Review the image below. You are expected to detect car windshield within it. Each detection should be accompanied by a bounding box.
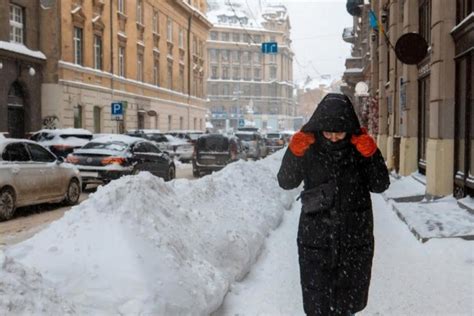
[235,134,256,141]
[60,134,93,140]
[197,136,229,151]
[82,141,128,152]
[266,133,281,139]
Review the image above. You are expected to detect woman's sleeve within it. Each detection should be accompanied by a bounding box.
[363,149,390,193]
[277,148,305,190]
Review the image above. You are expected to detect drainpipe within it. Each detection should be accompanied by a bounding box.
[187,1,192,130]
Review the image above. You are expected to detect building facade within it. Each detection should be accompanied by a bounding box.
[39,0,212,134]
[0,0,46,138]
[206,2,296,132]
[342,0,473,198]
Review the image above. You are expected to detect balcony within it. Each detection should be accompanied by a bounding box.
[342,27,355,43]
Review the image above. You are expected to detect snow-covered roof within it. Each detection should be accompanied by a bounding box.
[297,75,333,91]
[0,41,46,60]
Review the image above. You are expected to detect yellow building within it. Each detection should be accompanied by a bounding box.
[40,0,212,133]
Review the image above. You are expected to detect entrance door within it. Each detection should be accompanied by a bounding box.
[7,82,25,138]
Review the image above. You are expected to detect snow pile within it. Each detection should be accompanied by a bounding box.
[0,251,75,315]
[5,150,296,315]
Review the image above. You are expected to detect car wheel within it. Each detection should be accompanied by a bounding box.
[166,165,176,181]
[64,178,81,206]
[0,188,16,221]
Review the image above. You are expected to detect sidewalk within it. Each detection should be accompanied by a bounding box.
[383,172,474,242]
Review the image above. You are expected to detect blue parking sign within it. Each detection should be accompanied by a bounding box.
[111,102,123,115]
[238,118,245,127]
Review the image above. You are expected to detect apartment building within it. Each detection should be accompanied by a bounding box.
[39,0,212,133]
[0,0,46,138]
[206,2,296,132]
[342,0,473,198]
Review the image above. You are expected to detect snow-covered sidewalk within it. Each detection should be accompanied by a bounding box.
[216,194,474,315]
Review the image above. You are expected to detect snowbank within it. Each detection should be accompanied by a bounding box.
[0,251,75,315]
[5,150,296,315]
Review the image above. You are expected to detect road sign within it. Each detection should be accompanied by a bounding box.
[261,42,278,54]
[111,102,124,120]
[238,118,245,127]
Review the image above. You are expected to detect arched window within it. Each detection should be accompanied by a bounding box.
[93,106,101,133]
[74,104,83,128]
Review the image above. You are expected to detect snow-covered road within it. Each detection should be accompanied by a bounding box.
[216,194,473,316]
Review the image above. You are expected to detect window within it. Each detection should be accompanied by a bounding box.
[193,36,197,55]
[254,85,261,96]
[179,66,185,92]
[254,68,261,80]
[180,117,184,130]
[137,53,144,81]
[243,34,250,43]
[94,35,103,70]
[232,66,241,80]
[232,33,240,42]
[179,29,184,49]
[153,11,159,33]
[194,118,197,130]
[27,143,56,163]
[167,18,173,42]
[221,50,229,63]
[418,75,430,174]
[73,27,83,65]
[136,0,143,24]
[232,51,240,64]
[119,46,126,77]
[9,4,23,44]
[74,105,83,128]
[244,67,251,80]
[222,84,230,95]
[154,59,160,86]
[222,66,230,79]
[242,84,250,96]
[168,115,172,130]
[419,0,431,46]
[221,32,229,41]
[253,52,262,64]
[93,106,101,133]
[457,0,473,23]
[2,143,30,162]
[211,66,218,79]
[242,52,250,64]
[138,111,145,129]
[254,35,262,43]
[167,61,173,89]
[270,66,277,79]
[117,0,125,13]
[210,49,218,62]
[210,31,218,40]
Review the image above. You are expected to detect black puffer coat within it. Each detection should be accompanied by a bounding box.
[278,94,389,315]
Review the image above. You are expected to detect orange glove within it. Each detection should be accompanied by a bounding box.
[351,127,377,157]
[289,131,315,157]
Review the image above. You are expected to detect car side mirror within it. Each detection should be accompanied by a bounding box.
[56,156,64,164]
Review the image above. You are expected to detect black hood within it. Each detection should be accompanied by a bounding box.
[301,93,361,134]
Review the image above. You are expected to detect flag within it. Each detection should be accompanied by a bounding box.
[369,9,385,35]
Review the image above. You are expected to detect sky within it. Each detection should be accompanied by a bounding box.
[215,0,354,84]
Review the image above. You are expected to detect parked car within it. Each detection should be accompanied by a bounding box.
[30,128,93,158]
[66,135,175,189]
[265,132,286,153]
[234,131,267,159]
[126,130,193,162]
[192,134,247,177]
[167,130,204,145]
[0,138,82,221]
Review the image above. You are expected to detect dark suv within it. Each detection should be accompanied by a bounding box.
[192,134,246,177]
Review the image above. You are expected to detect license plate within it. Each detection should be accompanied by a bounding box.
[80,171,99,178]
[200,155,215,160]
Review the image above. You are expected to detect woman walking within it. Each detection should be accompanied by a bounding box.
[278,93,390,316]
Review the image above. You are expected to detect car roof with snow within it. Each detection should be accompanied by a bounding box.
[89,134,147,145]
[127,129,162,134]
[32,128,93,136]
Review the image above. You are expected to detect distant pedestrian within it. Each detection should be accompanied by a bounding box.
[278,93,390,316]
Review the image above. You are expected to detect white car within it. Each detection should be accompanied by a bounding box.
[30,128,93,158]
[0,139,82,221]
[164,135,194,162]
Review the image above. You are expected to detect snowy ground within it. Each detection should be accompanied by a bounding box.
[1,150,473,315]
